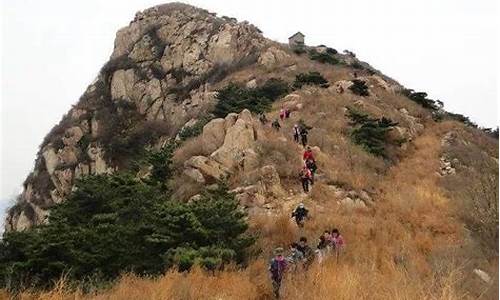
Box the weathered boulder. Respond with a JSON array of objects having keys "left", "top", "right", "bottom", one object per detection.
[
  {"left": 202, "top": 118, "right": 226, "bottom": 154},
  {"left": 224, "top": 113, "right": 239, "bottom": 130},
  {"left": 211, "top": 111, "right": 257, "bottom": 169},
  {"left": 332, "top": 80, "right": 353, "bottom": 93},
  {"left": 473, "top": 269, "right": 492, "bottom": 284},
  {"left": 51, "top": 169, "right": 73, "bottom": 195},
  {"left": 183, "top": 167, "right": 206, "bottom": 183},
  {"left": 246, "top": 78, "right": 257, "bottom": 89},
  {"left": 87, "top": 146, "right": 109, "bottom": 174},
  {"left": 74, "top": 163, "right": 90, "bottom": 179},
  {"left": 5, "top": 203, "right": 49, "bottom": 232},
  {"left": 399, "top": 108, "right": 424, "bottom": 137},
  {"left": 340, "top": 197, "right": 367, "bottom": 209},
  {"left": 441, "top": 131, "right": 458, "bottom": 147},
  {"left": 42, "top": 147, "right": 59, "bottom": 175},
  {"left": 110, "top": 69, "right": 137, "bottom": 101},
  {"left": 58, "top": 146, "right": 78, "bottom": 167},
  {"left": 257, "top": 165, "right": 285, "bottom": 199},
  {"left": 185, "top": 156, "right": 230, "bottom": 181},
  {"left": 388, "top": 126, "right": 410, "bottom": 143},
  {"left": 225, "top": 119, "right": 254, "bottom": 149},
  {"left": 90, "top": 116, "right": 100, "bottom": 138},
  {"left": 258, "top": 46, "right": 290, "bottom": 68},
  {"left": 129, "top": 34, "right": 158, "bottom": 62}
]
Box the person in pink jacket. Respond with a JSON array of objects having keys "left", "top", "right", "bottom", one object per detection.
[{"left": 331, "top": 228, "right": 345, "bottom": 260}]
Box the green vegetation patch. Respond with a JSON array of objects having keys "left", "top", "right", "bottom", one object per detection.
[
  {"left": 213, "top": 78, "right": 289, "bottom": 117},
  {"left": 349, "top": 79, "right": 370, "bottom": 96},
  {"left": 308, "top": 48, "right": 339, "bottom": 65},
  {"left": 292, "top": 72, "right": 329, "bottom": 89},
  {"left": 347, "top": 108, "right": 398, "bottom": 157},
  {"left": 0, "top": 146, "right": 253, "bottom": 291}
]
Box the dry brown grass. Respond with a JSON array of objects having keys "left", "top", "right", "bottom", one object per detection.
[
  {"left": 6, "top": 47, "right": 497, "bottom": 300},
  {"left": 254, "top": 129, "right": 303, "bottom": 180},
  {"left": 172, "top": 135, "right": 209, "bottom": 169}
]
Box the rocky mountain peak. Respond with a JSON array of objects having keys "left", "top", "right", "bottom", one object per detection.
[{"left": 5, "top": 3, "right": 269, "bottom": 231}]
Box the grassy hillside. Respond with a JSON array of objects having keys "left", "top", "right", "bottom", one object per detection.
[{"left": 4, "top": 46, "right": 498, "bottom": 299}]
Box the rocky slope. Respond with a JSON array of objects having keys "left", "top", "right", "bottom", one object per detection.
[
  {"left": 5, "top": 4, "right": 498, "bottom": 277},
  {"left": 5, "top": 3, "right": 267, "bottom": 230},
  {"left": 3, "top": 3, "right": 498, "bottom": 298}
]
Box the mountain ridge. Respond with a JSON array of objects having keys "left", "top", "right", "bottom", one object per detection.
[{"left": 2, "top": 3, "right": 498, "bottom": 298}]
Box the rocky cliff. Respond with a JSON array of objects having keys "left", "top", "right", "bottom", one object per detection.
[{"left": 5, "top": 3, "right": 269, "bottom": 230}]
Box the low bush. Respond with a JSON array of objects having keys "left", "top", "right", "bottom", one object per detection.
[
  {"left": 349, "top": 79, "right": 370, "bottom": 96},
  {"left": 401, "top": 89, "right": 441, "bottom": 111},
  {"left": 350, "top": 61, "right": 364, "bottom": 70},
  {"left": 444, "top": 112, "right": 477, "bottom": 128},
  {"left": 326, "top": 47, "right": 338, "bottom": 55},
  {"left": 343, "top": 49, "right": 356, "bottom": 57},
  {"left": 293, "top": 72, "right": 328, "bottom": 89},
  {"left": 177, "top": 116, "right": 213, "bottom": 141},
  {"left": 213, "top": 78, "right": 289, "bottom": 117},
  {"left": 308, "top": 49, "right": 339, "bottom": 65},
  {"left": 346, "top": 108, "right": 398, "bottom": 157}
]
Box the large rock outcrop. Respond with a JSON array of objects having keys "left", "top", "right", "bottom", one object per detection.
[
  {"left": 5, "top": 3, "right": 269, "bottom": 231},
  {"left": 184, "top": 109, "right": 261, "bottom": 183}
]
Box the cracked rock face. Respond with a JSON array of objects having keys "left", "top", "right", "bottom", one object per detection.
[{"left": 5, "top": 3, "right": 268, "bottom": 232}]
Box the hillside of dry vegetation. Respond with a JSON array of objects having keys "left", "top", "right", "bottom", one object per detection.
[
  {"left": 7, "top": 61, "right": 498, "bottom": 300},
  {"left": 2, "top": 3, "right": 498, "bottom": 300}
]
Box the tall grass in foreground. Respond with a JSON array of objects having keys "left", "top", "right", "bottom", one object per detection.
[{"left": 6, "top": 258, "right": 471, "bottom": 300}]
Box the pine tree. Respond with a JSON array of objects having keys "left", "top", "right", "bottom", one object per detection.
[{"left": 347, "top": 108, "right": 398, "bottom": 157}]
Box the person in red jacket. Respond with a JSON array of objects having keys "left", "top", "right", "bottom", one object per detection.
[
  {"left": 303, "top": 146, "right": 315, "bottom": 162},
  {"left": 279, "top": 108, "right": 286, "bottom": 121}
]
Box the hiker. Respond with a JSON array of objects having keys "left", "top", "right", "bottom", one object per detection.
[
  {"left": 337, "top": 85, "right": 344, "bottom": 94},
  {"left": 316, "top": 235, "right": 329, "bottom": 264},
  {"left": 303, "top": 146, "right": 315, "bottom": 162},
  {"left": 305, "top": 158, "right": 317, "bottom": 185},
  {"left": 299, "top": 127, "right": 308, "bottom": 147},
  {"left": 322, "top": 230, "right": 332, "bottom": 254},
  {"left": 331, "top": 228, "right": 345, "bottom": 258},
  {"left": 296, "top": 237, "right": 314, "bottom": 269},
  {"left": 291, "top": 203, "right": 309, "bottom": 227},
  {"left": 299, "top": 166, "right": 312, "bottom": 193},
  {"left": 285, "top": 108, "right": 291, "bottom": 119},
  {"left": 293, "top": 124, "right": 300, "bottom": 143},
  {"left": 259, "top": 113, "right": 268, "bottom": 124},
  {"left": 269, "top": 247, "right": 287, "bottom": 298},
  {"left": 279, "top": 108, "right": 286, "bottom": 121},
  {"left": 272, "top": 119, "right": 281, "bottom": 131},
  {"left": 353, "top": 71, "right": 358, "bottom": 78},
  {"left": 286, "top": 242, "right": 304, "bottom": 271}
]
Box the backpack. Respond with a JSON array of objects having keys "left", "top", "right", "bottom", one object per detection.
[
  {"left": 306, "top": 160, "right": 317, "bottom": 172},
  {"left": 270, "top": 258, "right": 287, "bottom": 280}
]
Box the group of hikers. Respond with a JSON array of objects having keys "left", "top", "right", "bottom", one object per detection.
[
  {"left": 263, "top": 107, "right": 319, "bottom": 194},
  {"left": 269, "top": 202, "right": 346, "bottom": 298},
  {"left": 259, "top": 106, "right": 345, "bottom": 298}
]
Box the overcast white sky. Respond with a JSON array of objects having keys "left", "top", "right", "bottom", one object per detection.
[{"left": 0, "top": 0, "right": 498, "bottom": 227}]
